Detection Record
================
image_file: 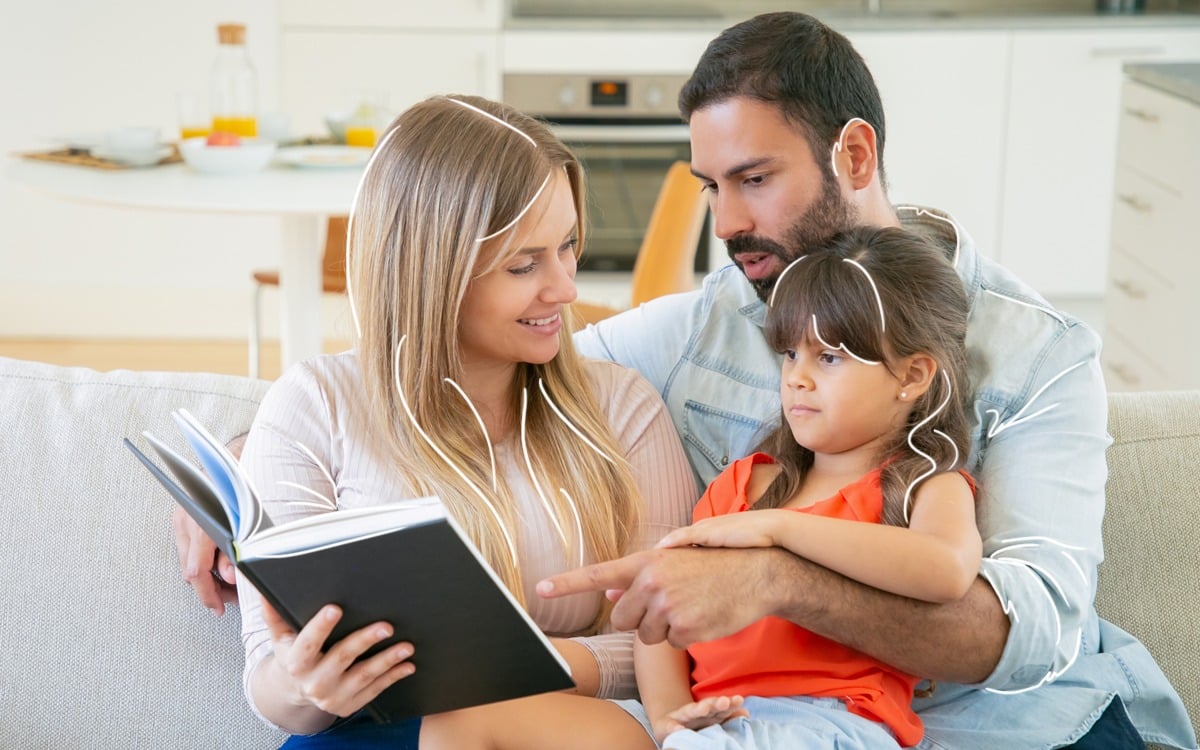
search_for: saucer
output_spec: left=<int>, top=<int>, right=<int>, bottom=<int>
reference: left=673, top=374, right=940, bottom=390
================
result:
left=91, top=145, right=173, bottom=167
left=275, top=145, right=371, bottom=169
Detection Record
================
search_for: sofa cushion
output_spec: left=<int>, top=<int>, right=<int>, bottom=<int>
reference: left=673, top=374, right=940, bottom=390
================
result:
left=1098, top=389, right=1200, bottom=740
left=0, top=356, right=284, bottom=748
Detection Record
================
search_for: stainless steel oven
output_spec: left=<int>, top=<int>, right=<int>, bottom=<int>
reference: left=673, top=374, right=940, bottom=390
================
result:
left=503, top=73, right=708, bottom=273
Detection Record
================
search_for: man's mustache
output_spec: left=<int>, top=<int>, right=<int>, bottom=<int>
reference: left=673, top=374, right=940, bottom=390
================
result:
left=726, top=234, right=789, bottom=261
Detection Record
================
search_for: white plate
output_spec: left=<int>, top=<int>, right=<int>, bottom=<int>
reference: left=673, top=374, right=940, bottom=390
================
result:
left=276, top=145, right=371, bottom=169
left=91, top=145, right=174, bottom=167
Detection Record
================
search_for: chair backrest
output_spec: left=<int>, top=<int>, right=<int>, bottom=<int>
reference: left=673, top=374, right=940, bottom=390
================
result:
left=628, top=160, right=709, bottom=306
left=322, top=215, right=349, bottom=286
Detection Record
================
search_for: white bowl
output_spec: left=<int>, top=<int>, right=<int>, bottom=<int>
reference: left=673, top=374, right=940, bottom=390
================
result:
left=179, top=137, right=276, bottom=176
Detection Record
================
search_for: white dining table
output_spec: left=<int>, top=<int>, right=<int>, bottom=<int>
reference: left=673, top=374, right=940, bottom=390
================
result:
left=3, top=156, right=364, bottom=370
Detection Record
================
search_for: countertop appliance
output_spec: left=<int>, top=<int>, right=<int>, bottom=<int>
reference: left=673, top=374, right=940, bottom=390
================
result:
left=504, top=72, right=708, bottom=273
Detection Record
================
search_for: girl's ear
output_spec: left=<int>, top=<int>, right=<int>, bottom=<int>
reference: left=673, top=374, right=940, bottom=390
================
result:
left=897, top=353, right=937, bottom=401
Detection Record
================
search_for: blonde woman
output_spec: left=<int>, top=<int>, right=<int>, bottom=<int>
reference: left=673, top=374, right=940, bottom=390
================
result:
left=232, top=95, right=696, bottom=747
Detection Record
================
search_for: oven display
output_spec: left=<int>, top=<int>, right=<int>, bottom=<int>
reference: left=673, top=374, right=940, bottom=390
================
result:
left=590, top=80, right=628, bottom=108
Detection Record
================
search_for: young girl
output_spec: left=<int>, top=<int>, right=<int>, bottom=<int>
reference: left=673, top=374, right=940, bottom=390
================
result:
left=422, top=225, right=981, bottom=749
left=232, top=95, right=697, bottom=747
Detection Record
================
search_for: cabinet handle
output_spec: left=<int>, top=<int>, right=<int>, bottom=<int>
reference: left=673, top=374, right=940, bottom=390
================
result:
left=1118, top=193, right=1152, bottom=213
left=1112, top=278, right=1146, bottom=299
left=1091, top=46, right=1166, bottom=58
left=1123, top=107, right=1160, bottom=123
left=1106, top=361, right=1141, bottom=386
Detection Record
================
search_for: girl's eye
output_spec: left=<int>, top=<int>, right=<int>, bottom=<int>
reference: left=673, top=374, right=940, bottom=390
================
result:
left=819, top=351, right=842, bottom=365
left=783, top=349, right=797, bottom=361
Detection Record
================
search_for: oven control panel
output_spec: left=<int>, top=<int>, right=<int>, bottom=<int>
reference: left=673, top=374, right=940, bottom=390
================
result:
left=503, top=73, right=690, bottom=120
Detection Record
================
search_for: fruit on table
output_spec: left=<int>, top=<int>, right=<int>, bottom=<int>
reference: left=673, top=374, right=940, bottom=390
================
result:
left=205, top=131, right=242, bottom=147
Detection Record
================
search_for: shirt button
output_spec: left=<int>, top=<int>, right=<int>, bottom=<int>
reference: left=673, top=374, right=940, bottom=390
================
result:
left=721, top=455, right=729, bottom=466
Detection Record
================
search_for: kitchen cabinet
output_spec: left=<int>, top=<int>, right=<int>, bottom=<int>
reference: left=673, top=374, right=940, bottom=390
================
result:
left=848, top=30, right=1011, bottom=260
left=278, top=0, right=502, bottom=29
left=1103, top=72, right=1200, bottom=391
left=999, top=28, right=1200, bottom=299
left=280, top=30, right=501, bottom=137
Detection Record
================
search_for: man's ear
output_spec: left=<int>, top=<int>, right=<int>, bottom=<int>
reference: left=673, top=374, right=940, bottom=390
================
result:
left=832, top=118, right=879, bottom=191
left=897, top=353, right=937, bottom=401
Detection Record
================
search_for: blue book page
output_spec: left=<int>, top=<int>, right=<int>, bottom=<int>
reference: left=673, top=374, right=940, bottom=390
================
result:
left=172, top=409, right=263, bottom=541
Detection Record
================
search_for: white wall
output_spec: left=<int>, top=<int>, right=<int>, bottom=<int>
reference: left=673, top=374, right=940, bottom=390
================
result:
left=0, top=0, right=359, bottom=341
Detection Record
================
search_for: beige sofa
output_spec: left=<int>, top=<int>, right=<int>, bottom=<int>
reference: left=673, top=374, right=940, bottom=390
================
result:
left=0, top=354, right=1196, bottom=747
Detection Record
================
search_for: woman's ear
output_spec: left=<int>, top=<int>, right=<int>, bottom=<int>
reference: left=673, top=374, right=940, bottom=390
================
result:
left=897, top=353, right=937, bottom=401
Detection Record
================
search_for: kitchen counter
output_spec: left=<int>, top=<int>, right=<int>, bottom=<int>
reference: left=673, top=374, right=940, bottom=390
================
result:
left=1124, top=60, right=1200, bottom=104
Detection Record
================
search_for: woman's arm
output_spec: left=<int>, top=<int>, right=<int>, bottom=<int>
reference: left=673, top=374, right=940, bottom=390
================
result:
left=659, top=471, right=981, bottom=604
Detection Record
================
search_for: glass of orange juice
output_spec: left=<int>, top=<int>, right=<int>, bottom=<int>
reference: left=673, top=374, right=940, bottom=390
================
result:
left=345, top=91, right=387, bottom=148
left=176, top=93, right=211, bottom=140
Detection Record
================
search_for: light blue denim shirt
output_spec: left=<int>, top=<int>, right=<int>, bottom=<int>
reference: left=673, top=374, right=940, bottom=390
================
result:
left=574, top=206, right=1196, bottom=750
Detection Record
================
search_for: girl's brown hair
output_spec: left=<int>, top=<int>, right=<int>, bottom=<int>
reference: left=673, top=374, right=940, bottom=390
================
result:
left=756, top=225, right=970, bottom=527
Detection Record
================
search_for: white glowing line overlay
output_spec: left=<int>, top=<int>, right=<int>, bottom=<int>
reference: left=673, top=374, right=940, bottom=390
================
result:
left=446, top=96, right=536, bottom=147
left=538, top=379, right=617, bottom=466
left=812, top=316, right=881, bottom=366
left=392, top=335, right=519, bottom=566
left=519, top=387, right=570, bottom=552
left=767, top=255, right=808, bottom=308
left=895, top=206, right=961, bottom=269
left=902, top=369, right=954, bottom=525
left=982, top=289, right=1067, bottom=326
left=476, top=170, right=553, bottom=243
left=984, top=360, right=1088, bottom=439
left=842, top=258, right=886, bottom=333
left=980, top=535, right=1087, bottom=695
left=444, top=377, right=499, bottom=491
left=830, top=117, right=868, bottom=178
left=346, top=121, right=405, bottom=341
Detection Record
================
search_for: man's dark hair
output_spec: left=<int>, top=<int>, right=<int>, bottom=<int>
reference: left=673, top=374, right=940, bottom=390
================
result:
left=679, top=12, right=887, bottom=183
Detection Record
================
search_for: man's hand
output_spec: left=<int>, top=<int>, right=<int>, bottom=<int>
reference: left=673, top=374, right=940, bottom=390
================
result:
left=172, top=505, right=238, bottom=616
left=537, top=547, right=786, bottom=648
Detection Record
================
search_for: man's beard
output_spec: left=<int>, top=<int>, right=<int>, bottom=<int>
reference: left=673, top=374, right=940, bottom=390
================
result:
left=726, top=176, right=858, bottom=302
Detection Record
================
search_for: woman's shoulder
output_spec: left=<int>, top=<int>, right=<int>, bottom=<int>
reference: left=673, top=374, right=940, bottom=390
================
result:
left=579, top=356, right=660, bottom=403
left=261, top=350, right=363, bottom=419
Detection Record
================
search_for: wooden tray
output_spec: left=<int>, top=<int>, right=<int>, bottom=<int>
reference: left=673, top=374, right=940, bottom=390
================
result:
left=17, top=145, right=182, bottom=170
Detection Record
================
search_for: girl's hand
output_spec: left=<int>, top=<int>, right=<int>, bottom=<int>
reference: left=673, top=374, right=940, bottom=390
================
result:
left=263, top=600, right=416, bottom=718
left=653, top=695, right=749, bottom=743
left=655, top=511, right=787, bottom=550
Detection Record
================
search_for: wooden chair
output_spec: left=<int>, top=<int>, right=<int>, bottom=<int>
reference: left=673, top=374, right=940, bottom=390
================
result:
left=571, top=161, right=709, bottom=329
left=248, top=215, right=349, bottom=379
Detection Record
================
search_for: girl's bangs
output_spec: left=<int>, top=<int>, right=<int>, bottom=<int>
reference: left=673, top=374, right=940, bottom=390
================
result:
left=766, top=256, right=887, bottom=362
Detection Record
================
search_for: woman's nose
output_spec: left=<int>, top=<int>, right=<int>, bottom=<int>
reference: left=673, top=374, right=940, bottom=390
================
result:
left=542, top=254, right=578, bottom=305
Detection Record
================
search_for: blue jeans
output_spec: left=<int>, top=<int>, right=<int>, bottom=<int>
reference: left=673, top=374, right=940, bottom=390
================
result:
left=277, top=713, right=420, bottom=749
left=1063, top=696, right=1144, bottom=750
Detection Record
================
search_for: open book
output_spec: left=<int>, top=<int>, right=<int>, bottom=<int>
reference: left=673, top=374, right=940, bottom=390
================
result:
left=125, top=409, right=574, bottom=723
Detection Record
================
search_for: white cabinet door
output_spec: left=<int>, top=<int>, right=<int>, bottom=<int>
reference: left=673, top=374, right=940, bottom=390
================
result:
left=279, top=0, right=502, bottom=29
left=999, top=28, right=1200, bottom=299
left=280, top=31, right=501, bottom=137
left=847, top=30, right=1011, bottom=260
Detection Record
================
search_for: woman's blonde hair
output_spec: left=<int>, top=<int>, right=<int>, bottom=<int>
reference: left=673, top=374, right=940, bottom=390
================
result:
left=347, top=94, right=640, bottom=619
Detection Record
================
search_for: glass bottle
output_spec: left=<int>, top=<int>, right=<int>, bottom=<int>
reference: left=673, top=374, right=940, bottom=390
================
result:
left=210, top=23, right=257, bottom=137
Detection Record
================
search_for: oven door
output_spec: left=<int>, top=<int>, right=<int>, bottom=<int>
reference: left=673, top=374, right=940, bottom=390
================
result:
left=551, top=123, right=703, bottom=273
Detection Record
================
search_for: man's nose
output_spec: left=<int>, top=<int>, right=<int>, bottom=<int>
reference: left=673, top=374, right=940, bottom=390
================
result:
left=712, top=191, right=753, bottom=241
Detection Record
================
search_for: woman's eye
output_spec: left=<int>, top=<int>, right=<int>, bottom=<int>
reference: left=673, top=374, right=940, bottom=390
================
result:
left=508, top=262, right=537, bottom=276
left=560, top=237, right=578, bottom=254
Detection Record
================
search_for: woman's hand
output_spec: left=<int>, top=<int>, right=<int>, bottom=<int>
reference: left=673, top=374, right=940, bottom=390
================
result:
left=652, top=695, right=748, bottom=744
left=262, top=600, right=417, bottom=719
left=655, top=511, right=788, bottom=550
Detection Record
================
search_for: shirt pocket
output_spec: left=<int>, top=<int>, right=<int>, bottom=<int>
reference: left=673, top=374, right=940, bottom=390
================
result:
left=682, top=397, right=776, bottom=485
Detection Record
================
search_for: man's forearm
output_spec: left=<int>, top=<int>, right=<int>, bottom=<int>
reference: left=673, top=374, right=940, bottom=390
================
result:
left=765, top=547, right=1009, bottom=683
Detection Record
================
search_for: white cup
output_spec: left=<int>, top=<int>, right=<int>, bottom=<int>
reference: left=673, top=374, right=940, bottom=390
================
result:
left=103, top=126, right=160, bottom=154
